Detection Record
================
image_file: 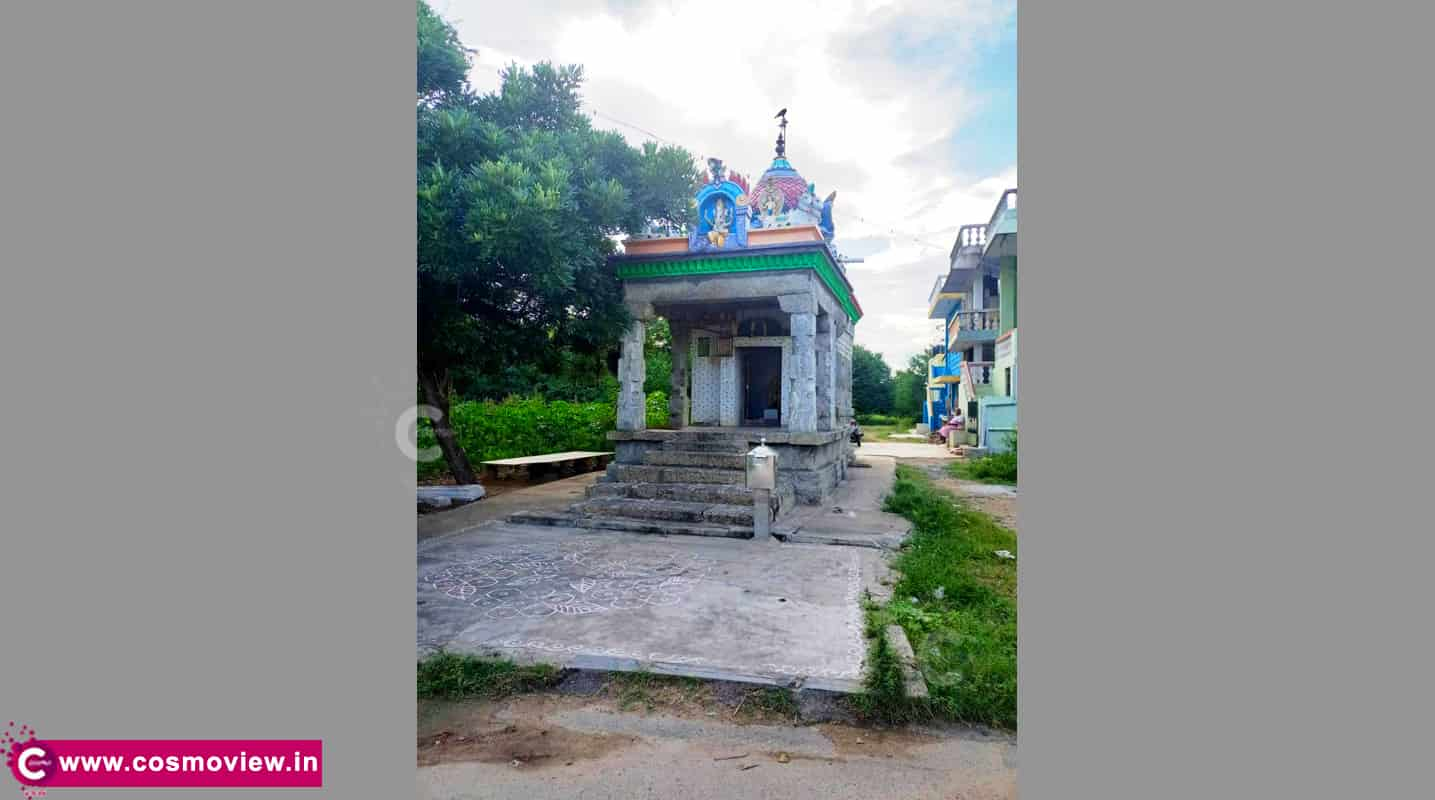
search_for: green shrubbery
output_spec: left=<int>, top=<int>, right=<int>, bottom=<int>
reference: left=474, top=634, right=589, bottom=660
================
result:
left=875, top=465, right=1017, bottom=728
left=417, top=391, right=669, bottom=480
left=950, top=430, right=1017, bottom=484
left=857, top=413, right=902, bottom=426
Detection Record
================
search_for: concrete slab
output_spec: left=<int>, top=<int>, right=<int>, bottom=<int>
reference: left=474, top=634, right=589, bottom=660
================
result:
left=772, top=455, right=912, bottom=550
left=858, top=441, right=957, bottom=459
left=418, top=522, right=876, bottom=692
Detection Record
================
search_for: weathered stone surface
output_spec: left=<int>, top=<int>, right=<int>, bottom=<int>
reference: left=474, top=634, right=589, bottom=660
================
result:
left=505, top=511, right=752, bottom=539
left=616, top=319, right=647, bottom=431
left=815, top=314, right=835, bottom=431
left=787, top=311, right=818, bottom=432
left=588, top=481, right=754, bottom=506
left=641, top=450, right=746, bottom=469
left=669, top=324, right=690, bottom=429
left=574, top=497, right=752, bottom=524
left=606, top=463, right=745, bottom=485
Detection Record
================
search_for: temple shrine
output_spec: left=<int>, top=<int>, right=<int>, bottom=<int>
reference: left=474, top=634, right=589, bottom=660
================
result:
left=511, top=113, right=863, bottom=535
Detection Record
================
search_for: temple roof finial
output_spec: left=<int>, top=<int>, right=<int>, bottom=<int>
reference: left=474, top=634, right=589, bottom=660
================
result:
left=774, top=108, right=788, bottom=158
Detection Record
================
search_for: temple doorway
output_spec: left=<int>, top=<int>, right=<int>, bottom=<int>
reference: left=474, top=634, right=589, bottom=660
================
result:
left=742, top=346, right=782, bottom=426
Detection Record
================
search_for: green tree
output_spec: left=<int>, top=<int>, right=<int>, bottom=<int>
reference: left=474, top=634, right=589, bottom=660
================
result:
left=892, top=352, right=927, bottom=419
left=416, top=2, right=701, bottom=482
left=417, top=0, right=469, bottom=105
left=642, top=317, right=672, bottom=395
left=851, top=344, right=894, bottom=415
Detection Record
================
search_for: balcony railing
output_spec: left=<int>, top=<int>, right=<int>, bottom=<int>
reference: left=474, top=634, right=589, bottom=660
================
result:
left=963, top=361, right=994, bottom=386
left=987, top=189, right=1017, bottom=231
left=949, top=223, right=989, bottom=268
left=952, top=309, right=1000, bottom=338
left=957, top=224, right=987, bottom=249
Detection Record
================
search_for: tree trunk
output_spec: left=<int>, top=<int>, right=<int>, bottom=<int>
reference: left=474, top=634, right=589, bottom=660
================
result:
left=418, top=367, right=479, bottom=485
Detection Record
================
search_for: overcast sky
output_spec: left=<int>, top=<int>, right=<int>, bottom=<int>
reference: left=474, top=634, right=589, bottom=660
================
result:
left=436, top=0, right=1016, bottom=371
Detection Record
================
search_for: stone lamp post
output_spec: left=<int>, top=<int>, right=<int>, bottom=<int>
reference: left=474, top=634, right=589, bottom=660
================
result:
left=745, top=437, right=777, bottom=539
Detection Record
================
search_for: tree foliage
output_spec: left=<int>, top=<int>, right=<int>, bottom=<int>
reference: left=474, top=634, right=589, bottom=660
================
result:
left=414, top=1, right=701, bottom=479
left=852, top=344, right=894, bottom=415
left=417, top=0, right=469, bottom=104
left=892, top=352, right=928, bottom=419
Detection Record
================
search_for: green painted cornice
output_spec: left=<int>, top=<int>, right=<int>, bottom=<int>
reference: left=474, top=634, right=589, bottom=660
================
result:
left=614, top=249, right=863, bottom=323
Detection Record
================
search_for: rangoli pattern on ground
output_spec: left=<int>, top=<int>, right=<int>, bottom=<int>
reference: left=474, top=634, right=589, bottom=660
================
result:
left=424, top=541, right=717, bottom=619
left=458, top=551, right=866, bottom=682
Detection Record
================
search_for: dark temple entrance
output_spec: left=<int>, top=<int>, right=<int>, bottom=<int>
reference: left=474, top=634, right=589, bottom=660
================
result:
left=742, top=347, right=782, bottom=426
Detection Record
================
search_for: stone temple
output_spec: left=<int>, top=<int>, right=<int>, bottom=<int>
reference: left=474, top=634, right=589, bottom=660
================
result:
left=510, top=119, right=862, bottom=538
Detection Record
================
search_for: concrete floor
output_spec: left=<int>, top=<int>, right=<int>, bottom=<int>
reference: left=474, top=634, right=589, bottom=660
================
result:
left=774, top=455, right=912, bottom=549
left=856, top=441, right=956, bottom=459
left=419, top=523, right=882, bottom=692
left=417, top=454, right=915, bottom=691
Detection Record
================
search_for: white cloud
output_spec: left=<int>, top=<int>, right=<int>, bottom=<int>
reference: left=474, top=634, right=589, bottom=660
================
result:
left=439, top=0, right=1015, bottom=371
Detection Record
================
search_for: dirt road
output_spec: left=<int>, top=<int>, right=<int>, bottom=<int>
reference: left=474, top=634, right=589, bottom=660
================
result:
left=418, top=680, right=1015, bottom=800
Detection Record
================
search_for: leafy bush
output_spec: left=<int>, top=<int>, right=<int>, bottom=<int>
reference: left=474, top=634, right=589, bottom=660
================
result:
left=416, top=391, right=668, bottom=480
left=956, top=430, right=1017, bottom=484
left=645, top=390, right=669, bottom=429
left=857, top=413, right=902, bottom=426
left=878, top=465, right=1017, bottom=728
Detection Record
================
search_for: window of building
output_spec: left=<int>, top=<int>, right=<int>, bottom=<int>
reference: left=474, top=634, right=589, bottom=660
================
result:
left=1005, top=367, right=1012, bottom=396
left=696, top=338, right=711, bottom=357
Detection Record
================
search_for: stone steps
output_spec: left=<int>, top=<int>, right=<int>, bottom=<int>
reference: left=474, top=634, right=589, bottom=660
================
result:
left=659, top=438, right=749, bottom=453
left=586, top=481, right=757, bottom=506
left=641, top=450, right=747, bottom=469
left=606, top=463, right=747, bottom=486
left=506, top=510, right=753, bottom=539
left=573, top=497, right=755, bottom=526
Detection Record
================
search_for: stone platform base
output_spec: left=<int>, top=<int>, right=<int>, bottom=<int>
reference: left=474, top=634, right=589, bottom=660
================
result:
left=607, top=428, right=851, bottom=507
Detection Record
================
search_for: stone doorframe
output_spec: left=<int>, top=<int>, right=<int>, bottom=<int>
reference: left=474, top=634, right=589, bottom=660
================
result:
left=733, top=336, right=793, bottom=427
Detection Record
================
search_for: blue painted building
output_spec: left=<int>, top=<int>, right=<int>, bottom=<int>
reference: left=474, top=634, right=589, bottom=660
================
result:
left=922, top=189, right=1017, bottom=451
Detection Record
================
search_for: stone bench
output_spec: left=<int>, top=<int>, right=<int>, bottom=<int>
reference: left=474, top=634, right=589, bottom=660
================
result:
left=480, top=451, right=614, bottom=482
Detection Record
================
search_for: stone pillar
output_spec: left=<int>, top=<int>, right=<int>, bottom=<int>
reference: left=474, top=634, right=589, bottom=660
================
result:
left=815, top=314, right=836, bottom=430
left=669, top=323, right=690, bottom=429
left=835, top=326, right=854, bottom=425
left=784, top=309, right=818, bottom=432
left=616, top=318, right=646, bottom=431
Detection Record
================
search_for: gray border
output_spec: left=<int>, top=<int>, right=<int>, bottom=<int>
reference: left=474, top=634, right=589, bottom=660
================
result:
left=0, top=2, right=414, bottom=797
left=1023, top=0, right=1430, bottom=797
left=3, top=0, right=1431, bottom=797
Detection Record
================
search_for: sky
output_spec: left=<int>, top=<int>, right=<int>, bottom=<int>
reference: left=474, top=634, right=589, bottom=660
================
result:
left=436, top=0, right=1016, bottom=372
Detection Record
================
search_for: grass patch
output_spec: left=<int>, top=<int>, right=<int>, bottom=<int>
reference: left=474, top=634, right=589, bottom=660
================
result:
left=417, top=652, right=562, bottom=699
left=858, top=424, right=923, bottom=442
left=744, top=687, right=799, bottom=720
left=605, top=671, right=706, bottom=712
left=949, top=431, right=1017, bottom=484
left=873, top=465, right=1017, bottom=729
left=852, top=609, right=927, bottom=723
